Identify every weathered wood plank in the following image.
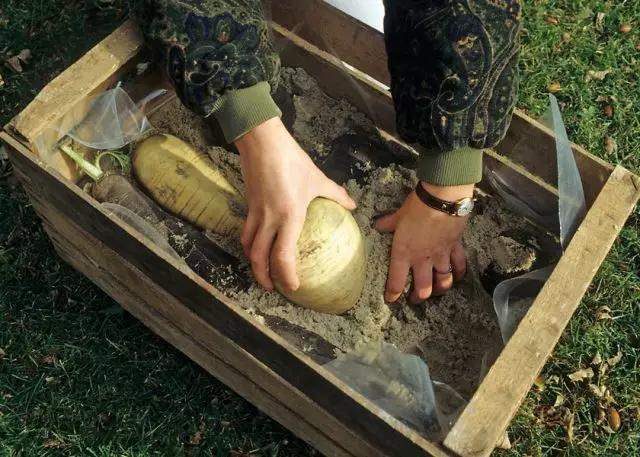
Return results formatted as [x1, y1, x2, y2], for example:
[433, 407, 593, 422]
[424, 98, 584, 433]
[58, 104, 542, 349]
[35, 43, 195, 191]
[269, 0, 391, 86]
[2, 131, 451, 457]
[37, 207, 367, 457]
[497, 112, 613, 208]
[6, 19, 145, 180]
[443, 166, 640, 457]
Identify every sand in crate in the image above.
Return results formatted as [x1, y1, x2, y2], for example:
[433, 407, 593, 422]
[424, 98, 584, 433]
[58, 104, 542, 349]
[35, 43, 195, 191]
[148, 67, 560, 399]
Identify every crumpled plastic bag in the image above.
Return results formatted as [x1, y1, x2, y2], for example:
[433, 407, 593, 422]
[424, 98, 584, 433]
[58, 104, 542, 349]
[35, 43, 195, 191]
[63, 84, 152, 151]
[101, 202, 182, 262]
[35, 84, 165, 166]
[491, 94, 586, 343]
[324, 341, 466, 440]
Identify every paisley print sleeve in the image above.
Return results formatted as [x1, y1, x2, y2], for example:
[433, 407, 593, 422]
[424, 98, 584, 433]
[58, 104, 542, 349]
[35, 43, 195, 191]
[383, 0, 522, 185]
[134, 0, 282, 141]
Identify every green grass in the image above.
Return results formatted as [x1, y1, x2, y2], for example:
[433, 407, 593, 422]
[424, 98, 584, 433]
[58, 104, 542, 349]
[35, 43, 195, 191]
[1, 0, 639, 456]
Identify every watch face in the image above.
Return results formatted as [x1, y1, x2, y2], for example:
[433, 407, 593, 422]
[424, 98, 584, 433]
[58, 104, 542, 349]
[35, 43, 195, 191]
[456, 199, 474, 217]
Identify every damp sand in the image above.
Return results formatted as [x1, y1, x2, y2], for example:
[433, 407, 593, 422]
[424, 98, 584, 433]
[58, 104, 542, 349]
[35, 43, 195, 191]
[148, 68, 542, 397]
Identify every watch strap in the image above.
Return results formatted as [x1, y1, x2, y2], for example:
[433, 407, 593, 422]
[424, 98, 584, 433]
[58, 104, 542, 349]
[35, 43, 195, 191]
[414, 182, 473, 216]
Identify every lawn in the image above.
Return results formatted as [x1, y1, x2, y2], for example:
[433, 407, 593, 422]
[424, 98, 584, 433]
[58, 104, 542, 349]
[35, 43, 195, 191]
[1, 1, 639, 456]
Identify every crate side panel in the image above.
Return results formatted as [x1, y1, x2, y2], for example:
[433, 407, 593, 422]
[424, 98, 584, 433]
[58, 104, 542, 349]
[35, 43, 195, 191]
[38, 208, 365, 457]
[443, 166, 640, 457]
[2, 132, 450, 457]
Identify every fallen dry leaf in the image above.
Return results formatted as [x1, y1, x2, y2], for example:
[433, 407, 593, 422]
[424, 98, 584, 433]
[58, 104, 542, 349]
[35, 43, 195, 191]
[4, 49, 31, 74]
[596, 12, 606, 33]
[636, 43, 640, 51]
[620, 263, 629, 271]
[547, 82, 562, 93]
[608, 407, 621, 431]
[188, 417, 206, 445]
[566, 411, 575, 443]
[17, 49, 32, 62]
[561, 32, 571, 43]
[44, 438, 63, 449]
[596, 95, 617, 103]
[0, 73, 3, 88]
[0, 348, 5, 357]
[601, 387, 616, 406]
[546, 16, 559, 25]
[568, 367, 594, 382]
[589, 383, 606, 398]
[2, 393, 13, 399]
[607, 351, 623, 367]
[597, 407, 607, 424]
[604, 136, 618, 154]
[554, 393, 566, 407]
[585, 69, 613, 82]
[548, 374, 561, 385]
[620, 24, 632, 33]
[40, 355, 58, 365]
[592, 352, 603, 365]
[603, 105, 614, 118]
[4, 56, 22, 73]
[45, 376, 55, 384]
[0, 9, 8, 27]
[534, 375, 546, 391]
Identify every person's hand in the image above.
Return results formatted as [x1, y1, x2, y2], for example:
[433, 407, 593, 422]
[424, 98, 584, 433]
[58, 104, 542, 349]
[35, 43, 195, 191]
[234, 117, 356, 292]
[375, 182, 472, 303]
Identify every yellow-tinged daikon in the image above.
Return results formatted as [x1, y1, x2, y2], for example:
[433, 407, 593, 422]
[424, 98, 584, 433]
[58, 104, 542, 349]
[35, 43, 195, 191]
[132, 133, 366, 314]
[132, 133, 246, 237]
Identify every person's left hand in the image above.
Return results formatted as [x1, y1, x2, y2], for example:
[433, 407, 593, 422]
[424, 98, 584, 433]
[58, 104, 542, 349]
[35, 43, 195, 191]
[375, 182, 473, 304]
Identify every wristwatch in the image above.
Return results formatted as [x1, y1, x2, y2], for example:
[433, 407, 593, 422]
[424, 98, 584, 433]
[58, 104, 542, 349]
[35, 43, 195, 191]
[415, 182, 475, 217]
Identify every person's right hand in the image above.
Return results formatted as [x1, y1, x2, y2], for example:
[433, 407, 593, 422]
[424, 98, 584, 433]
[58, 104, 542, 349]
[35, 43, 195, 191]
[234, 117, 357, 292]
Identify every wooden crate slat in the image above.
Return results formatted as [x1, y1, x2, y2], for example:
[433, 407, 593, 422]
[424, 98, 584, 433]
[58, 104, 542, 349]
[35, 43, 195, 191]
[6, 19, 145, 181]
[3, 10, 639, 457]
[34, 205, 372, 457]
[269, 0, 391, 86]
[443, 165, 640, 457]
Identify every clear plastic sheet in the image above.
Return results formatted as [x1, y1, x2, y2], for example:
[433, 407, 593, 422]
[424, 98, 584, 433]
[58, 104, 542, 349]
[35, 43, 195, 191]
[547, 95, 587, 250]
[101, 202, 182, 262]
[491, 94, 587, 343]
[492, 264, 555, 342]
[484, 166, 558, 230]
[324, 341, 456, 440]
[35, 84, 165, 166]
[63, 84, 151, 151]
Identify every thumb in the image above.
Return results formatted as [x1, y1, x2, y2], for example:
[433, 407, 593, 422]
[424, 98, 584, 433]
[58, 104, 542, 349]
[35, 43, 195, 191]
[321, 179, 357, 210]
[375, 212, 399, 233]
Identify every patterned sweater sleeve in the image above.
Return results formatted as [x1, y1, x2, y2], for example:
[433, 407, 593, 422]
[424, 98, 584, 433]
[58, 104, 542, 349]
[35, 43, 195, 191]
[383, 0, 522, 185]
[134, 0, 282, 143]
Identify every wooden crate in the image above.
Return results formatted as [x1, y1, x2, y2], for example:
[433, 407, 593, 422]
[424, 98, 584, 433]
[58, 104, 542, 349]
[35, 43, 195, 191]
[2, 3, 639, 457]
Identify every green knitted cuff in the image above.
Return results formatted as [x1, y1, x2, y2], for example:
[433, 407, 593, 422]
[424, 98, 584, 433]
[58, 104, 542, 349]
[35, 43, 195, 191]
[212, 81, 282, 143]
[417, 146, 484, 186]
